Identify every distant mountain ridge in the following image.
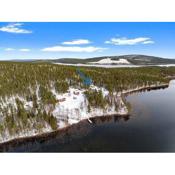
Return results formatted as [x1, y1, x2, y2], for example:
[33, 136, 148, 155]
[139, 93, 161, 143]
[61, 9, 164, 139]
[51, 55, 175, 65]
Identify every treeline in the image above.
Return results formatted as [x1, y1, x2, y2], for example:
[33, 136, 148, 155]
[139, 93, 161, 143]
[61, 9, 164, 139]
[0, 62, 174, 98]
[0, 62, 79, 97]
[0, 61, 175, 137]
[84, 90, 108, 111]
[0, 97, 58, 137]
[81, 66, 174, 92]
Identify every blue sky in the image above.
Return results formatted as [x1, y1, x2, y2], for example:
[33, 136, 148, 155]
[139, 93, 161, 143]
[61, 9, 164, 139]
[0, 22, 175, 60]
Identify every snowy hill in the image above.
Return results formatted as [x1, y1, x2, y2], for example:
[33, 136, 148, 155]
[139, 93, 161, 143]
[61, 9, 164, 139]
[52, 54, 175, 66]
[88, 58, 131, 64]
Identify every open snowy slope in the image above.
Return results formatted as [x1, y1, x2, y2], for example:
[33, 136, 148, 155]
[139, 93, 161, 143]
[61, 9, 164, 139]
[88, 58, 131, 64]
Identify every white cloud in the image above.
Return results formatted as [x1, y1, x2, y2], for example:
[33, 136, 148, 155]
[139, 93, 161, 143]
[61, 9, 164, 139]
[62, 39, 91, 45]
[5, 48, 15, 51]
[142, 40, 155, 44]
[105, 37, 154, 45]
[0, 23, 32, 34]
[19, 48, 31, 52]
[41, 46, 106, 52]
[4, 48, 30, 52]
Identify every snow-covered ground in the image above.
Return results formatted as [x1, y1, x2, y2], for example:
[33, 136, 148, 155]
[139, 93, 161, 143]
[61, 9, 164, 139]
[0, 84, 128, 144]
[157, 64, 175, 67]
[88, 58, 131, 64]
[54, 62, 139, 68]
[54, 62, 175, 68]
[51, 85, 128, 128]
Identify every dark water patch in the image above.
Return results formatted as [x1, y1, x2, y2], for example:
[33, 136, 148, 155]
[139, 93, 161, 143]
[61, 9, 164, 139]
[76, 68, 92, 86]
[0, 115, 129, 152]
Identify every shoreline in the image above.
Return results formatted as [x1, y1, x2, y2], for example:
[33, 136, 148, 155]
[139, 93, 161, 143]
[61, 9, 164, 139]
[0, 113, 129, 151]
[122, 83, 169, 96]
[0, 82, 170, 150]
